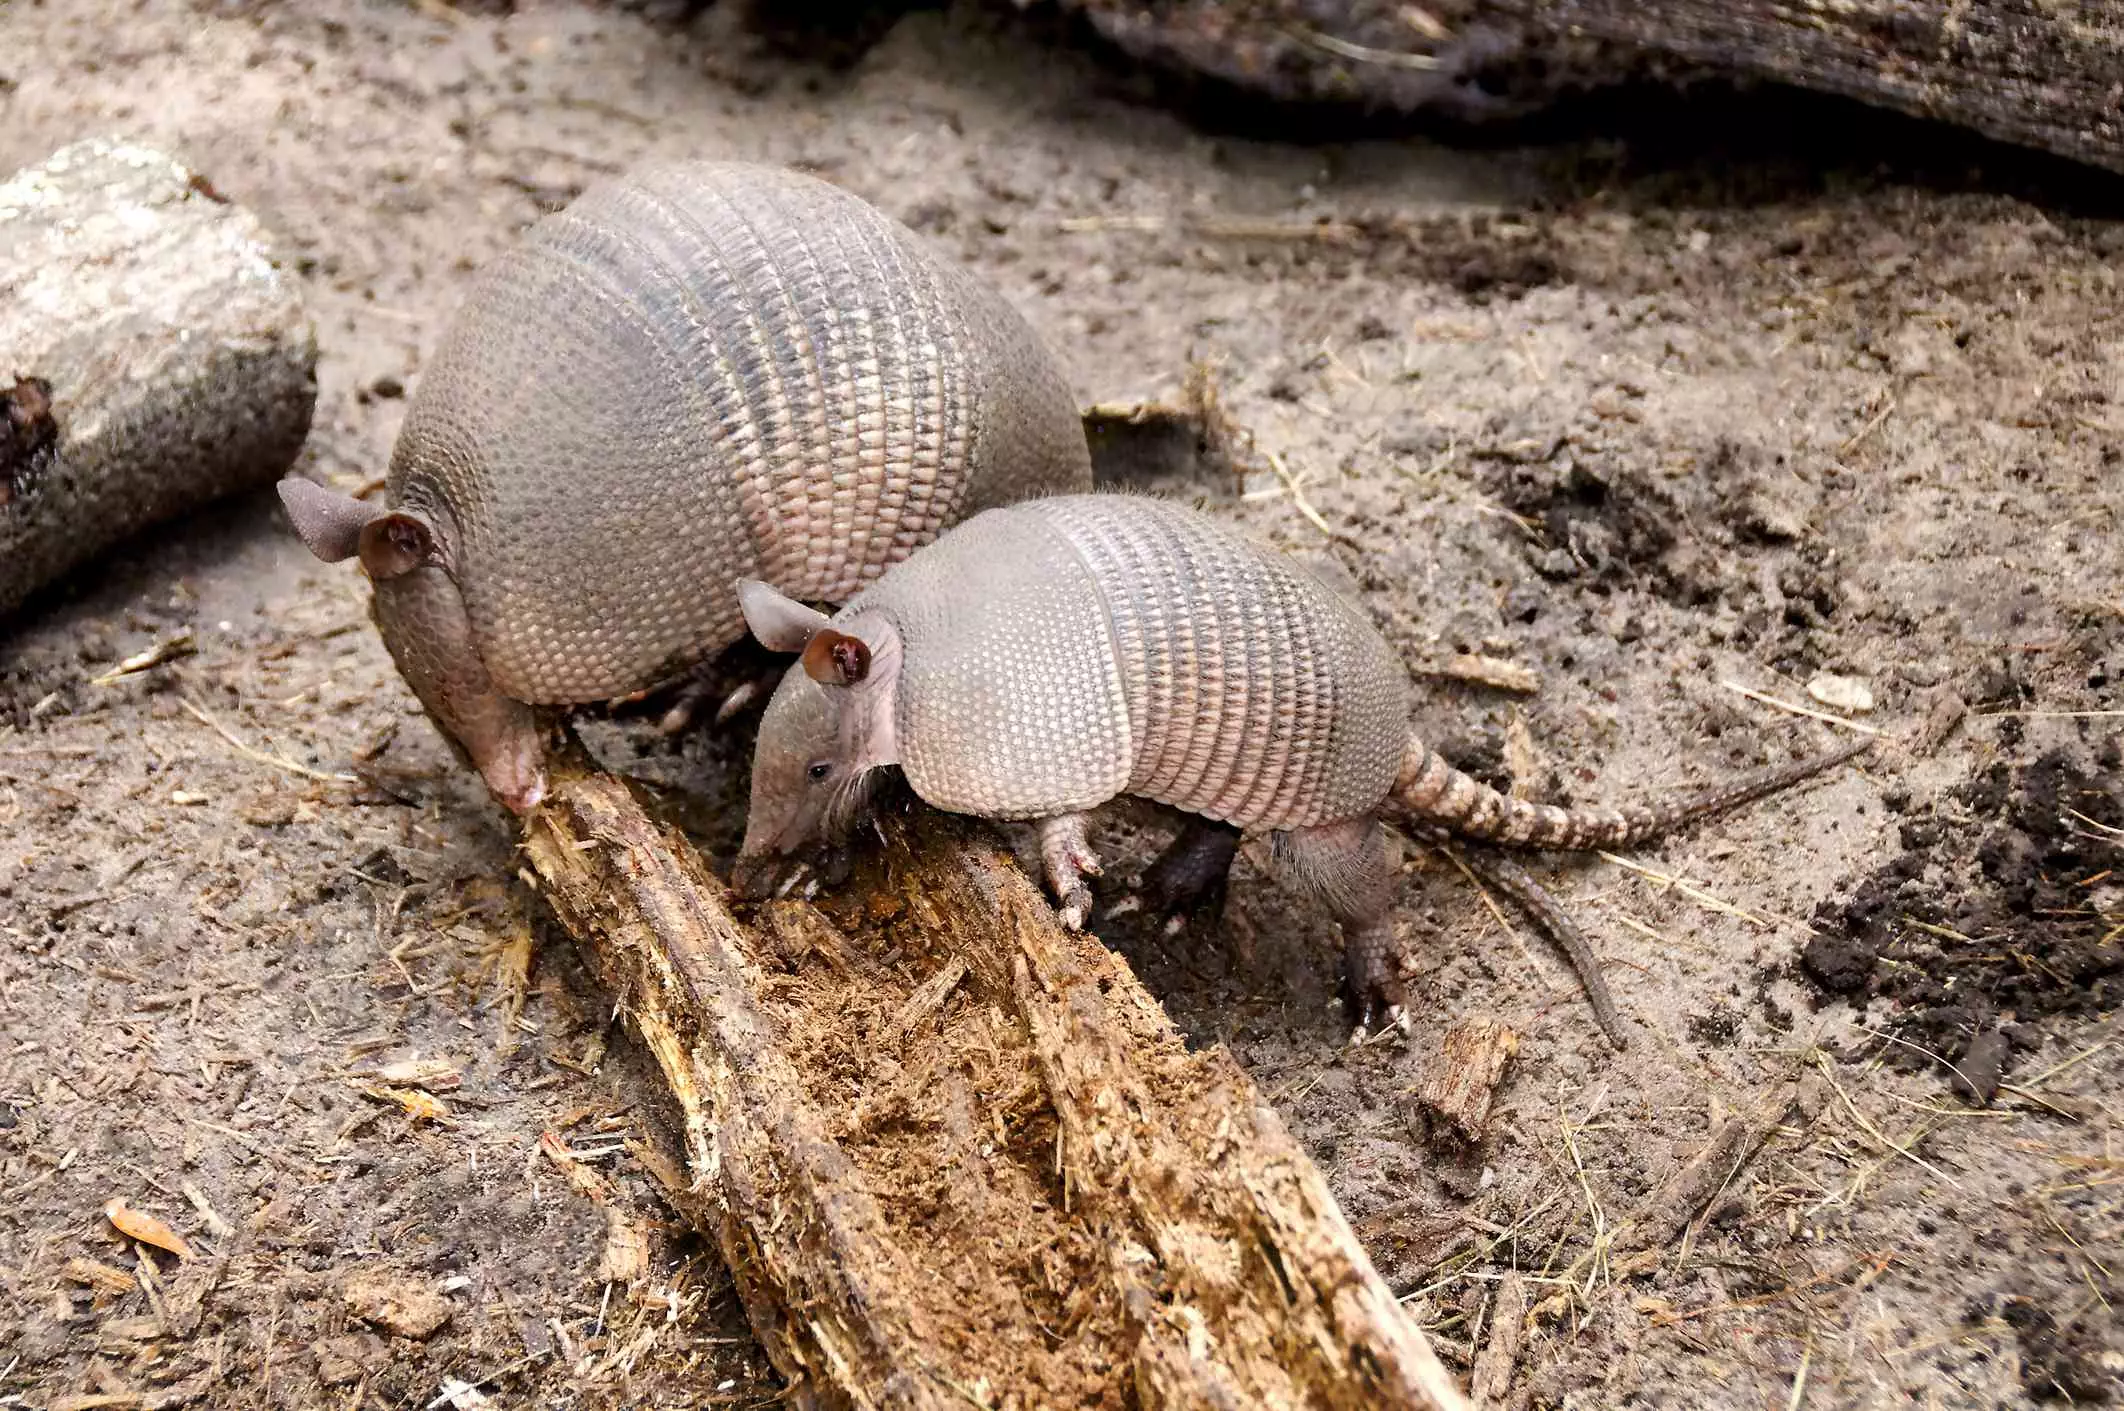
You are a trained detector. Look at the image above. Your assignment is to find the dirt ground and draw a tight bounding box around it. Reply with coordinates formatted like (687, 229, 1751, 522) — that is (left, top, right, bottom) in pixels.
(1, 2, 2119, 1407)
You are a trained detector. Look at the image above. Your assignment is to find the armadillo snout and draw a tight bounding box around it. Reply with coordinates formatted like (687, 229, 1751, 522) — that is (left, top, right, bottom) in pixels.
(738, 667, 843, 862)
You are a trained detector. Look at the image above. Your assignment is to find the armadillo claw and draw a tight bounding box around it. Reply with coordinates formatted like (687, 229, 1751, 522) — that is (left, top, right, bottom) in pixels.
(656, 671, 775, 735)
(1342, 922, 1409, 1041)
(1346, 1007, 1410, 1047)
(711, 675, 776, 727)
(1057, 886, 1094, 932)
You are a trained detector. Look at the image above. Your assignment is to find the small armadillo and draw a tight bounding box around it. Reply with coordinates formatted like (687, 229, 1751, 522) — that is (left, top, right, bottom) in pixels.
(278, 159, 1092, 809)
(732, 492, 1870, 1038)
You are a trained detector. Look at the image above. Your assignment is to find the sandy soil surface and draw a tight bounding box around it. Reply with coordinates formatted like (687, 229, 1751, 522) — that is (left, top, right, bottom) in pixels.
(1, 2, 2118, 1407)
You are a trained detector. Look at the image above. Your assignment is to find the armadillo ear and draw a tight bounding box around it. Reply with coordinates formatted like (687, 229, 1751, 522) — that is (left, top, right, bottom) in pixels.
(278, 477, 384, 563)
(801, 628, 870, 686)
(737, 579, 830, 654)
(357, 512, 438, 581)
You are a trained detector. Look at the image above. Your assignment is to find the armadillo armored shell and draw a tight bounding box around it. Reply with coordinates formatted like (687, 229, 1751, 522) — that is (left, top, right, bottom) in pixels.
(386, 159, 1092, 706)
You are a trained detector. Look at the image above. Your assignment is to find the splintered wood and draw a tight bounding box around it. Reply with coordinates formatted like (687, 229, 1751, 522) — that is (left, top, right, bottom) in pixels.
(522, 755, 1470, 1410)
(1415, 1019, 1521, 1144)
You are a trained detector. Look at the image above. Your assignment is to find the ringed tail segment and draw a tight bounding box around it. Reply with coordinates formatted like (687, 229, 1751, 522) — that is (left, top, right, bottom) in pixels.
(1391, 733, 1875, 852)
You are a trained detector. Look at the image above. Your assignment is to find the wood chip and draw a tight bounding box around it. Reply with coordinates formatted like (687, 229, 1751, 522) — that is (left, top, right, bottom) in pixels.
(884, 956, 968, 1046)
(494, 921, 535, 1055)
(1468, 1270, 1527, 1408)
(360, 1084, 450, 1122)
(1503, 712, 1541, 802)
(372, 1058, 462, 1090)
(1414, 1018, 1520, 1142)
(1908, 686, 1968, 758)
(598, 1208, 651, 1283)
(1436, 654, 1540, 694)
(1805, 673, 1875, 713)
(1616, 1074, 1826, 1258)
(343, 1268, 453, 1339)
(178, 1182, 231, 1240)
(540, 1130, 612, 1204)
(65, 1256, 139, 1295)
(104, 1199, 194, 1262)
(88, 633, 197, 687)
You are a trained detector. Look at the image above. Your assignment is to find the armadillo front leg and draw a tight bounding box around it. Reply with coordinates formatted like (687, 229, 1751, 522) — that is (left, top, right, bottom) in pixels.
(1270, 817, 1408, 1039)
(1036, 813, 1106, 930)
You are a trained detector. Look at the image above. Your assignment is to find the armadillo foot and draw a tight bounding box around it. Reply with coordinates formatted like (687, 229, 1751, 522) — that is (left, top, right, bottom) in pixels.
(1347, 1006, 1411, 1047)
(1036, 813, 1104, 931)
(1120, 814, 1241, 934)
(1342, 920, 1410, 1040)
(657, 670, 779, 735)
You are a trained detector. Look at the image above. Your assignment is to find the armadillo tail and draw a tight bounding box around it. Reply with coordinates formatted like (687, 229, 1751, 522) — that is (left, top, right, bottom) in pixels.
(1445, 843, 1628, 1049)
(1389, 732, 1874, 851)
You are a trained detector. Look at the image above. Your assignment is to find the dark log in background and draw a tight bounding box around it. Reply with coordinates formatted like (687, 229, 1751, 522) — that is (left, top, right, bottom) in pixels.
(1035, 0, 2124, 176)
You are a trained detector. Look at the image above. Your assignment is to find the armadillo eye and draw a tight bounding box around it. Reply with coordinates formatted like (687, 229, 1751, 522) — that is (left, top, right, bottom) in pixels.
(807, 762, 832, 782)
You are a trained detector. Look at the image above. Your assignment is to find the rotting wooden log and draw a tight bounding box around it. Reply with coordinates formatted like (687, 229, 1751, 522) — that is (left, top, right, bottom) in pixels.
(521, 744, 1471, 1410)
(0, 138, 317, 619)
(1040, 0, 2124, 176)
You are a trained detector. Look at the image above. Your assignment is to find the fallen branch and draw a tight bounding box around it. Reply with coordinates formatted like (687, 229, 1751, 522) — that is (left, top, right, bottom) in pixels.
(1045, 1, 2124, 176)
(0, 138, 316, 619)
(521, 745, 1469, 1409)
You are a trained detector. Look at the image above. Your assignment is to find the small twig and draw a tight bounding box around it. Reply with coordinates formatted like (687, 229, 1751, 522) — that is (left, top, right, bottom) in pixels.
(89, 633, 196, 687)
(1596, 853, 1779, 929)
(1785, 1341, 1813, 1411)
(1813, 1051, 1960, 1186)
(1718, 680, 1884, 736)
(1854, 1025, 1984, 1100)
(2019, 1041, 2111, 1090)
(1438, 847, 1555, 996)
(1467, 1271, 1526, 1408)
(1288, 24, 1444, 69)
(179, 697, 358, 784)
(1058, 216, 1166, 235)
(1558, 1104, 1611, 1296)
(1266, 449, 1340, 539)
(1838, 394, 1897, 456)
(1971, 708, 2124, 719)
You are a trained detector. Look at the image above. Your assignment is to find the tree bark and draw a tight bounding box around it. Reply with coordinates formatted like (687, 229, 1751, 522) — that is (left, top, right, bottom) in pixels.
(1045, 0, 2124, 175)
(521, 748, 1470, 1410)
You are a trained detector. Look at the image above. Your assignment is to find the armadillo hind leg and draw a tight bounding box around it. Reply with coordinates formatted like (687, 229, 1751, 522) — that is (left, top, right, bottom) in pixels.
(1270, 817, 1409, 1040)
(1036, 813, 1106, 931)
(1393, 732, 1874, 852)
(1113, 815, 1243, 936)
(651, 639, 790, 735)
(1441, 840, 1629, 1050)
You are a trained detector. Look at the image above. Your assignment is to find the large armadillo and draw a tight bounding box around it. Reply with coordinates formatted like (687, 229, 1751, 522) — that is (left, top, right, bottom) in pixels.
(733, 492, 1870, 1039)
(277, 160, 1092, 809)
